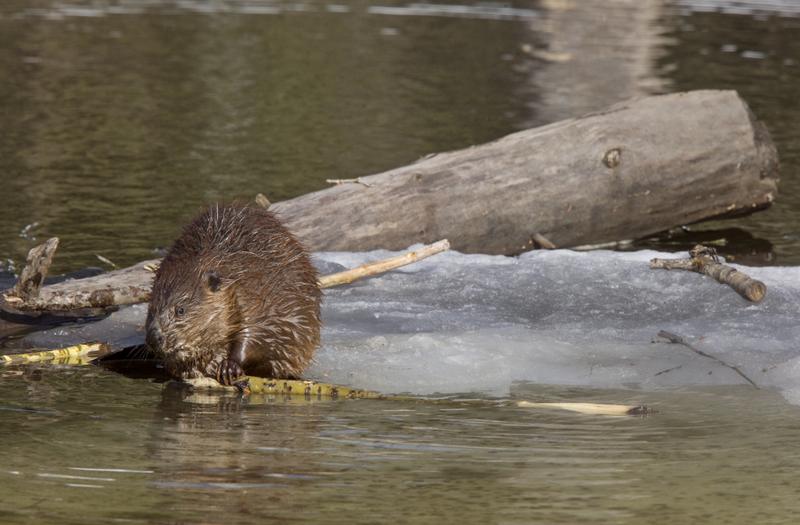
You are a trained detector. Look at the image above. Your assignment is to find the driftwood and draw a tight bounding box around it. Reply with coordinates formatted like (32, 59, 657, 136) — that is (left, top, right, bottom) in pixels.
(274, 90, 778, 255)
(650, 245, 767, 302)
(1, 240, 450, 314)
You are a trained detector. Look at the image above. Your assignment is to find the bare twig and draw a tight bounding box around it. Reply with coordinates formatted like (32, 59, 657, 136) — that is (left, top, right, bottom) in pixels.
(531, 233, 556, 250)
(657, 330, 758, 388)
(326, 178, 373, 188)
(650, 244, 766, 302)
(96, 254, 118, 269)
(319, 240, 450, 288)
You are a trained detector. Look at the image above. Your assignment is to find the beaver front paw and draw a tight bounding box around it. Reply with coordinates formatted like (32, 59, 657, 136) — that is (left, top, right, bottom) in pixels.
(204, 357, 245, 386)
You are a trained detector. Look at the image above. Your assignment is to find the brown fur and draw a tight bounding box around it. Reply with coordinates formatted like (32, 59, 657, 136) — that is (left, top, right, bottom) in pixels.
(146, 204, 321, 382)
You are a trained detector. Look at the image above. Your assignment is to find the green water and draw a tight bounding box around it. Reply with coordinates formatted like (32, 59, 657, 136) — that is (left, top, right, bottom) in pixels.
(2, 367, 800, 525)
(2, 1, 800, 523)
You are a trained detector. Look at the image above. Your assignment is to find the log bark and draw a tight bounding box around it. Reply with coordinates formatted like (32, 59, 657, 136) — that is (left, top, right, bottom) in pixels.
(274, 90, 778, 255)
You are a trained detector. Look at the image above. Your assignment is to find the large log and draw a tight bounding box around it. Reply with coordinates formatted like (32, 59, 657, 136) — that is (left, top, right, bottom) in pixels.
(275, 90, 778, 254)
(0, 90, 779, 317)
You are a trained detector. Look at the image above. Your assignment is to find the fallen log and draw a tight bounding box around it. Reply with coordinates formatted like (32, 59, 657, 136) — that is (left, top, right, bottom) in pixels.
(275, 89, 778, 254)
(0, 91, 779, 317)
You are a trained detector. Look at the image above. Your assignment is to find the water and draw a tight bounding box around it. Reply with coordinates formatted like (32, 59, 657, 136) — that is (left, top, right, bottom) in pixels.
(0, 1, 798, 270)
(2, 367, 800, 525)
(3, 1, 800, 523)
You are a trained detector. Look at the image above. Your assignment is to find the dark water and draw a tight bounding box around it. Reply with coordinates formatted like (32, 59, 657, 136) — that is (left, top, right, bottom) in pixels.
(2, 1, 800, 523)
(2, 366, 800, 525)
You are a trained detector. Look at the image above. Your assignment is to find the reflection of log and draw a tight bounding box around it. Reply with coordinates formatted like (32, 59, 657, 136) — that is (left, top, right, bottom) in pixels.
(275, 90, 778, 255)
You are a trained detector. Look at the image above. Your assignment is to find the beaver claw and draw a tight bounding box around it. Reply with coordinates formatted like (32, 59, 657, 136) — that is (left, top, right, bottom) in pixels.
(205, 357, 245, 386)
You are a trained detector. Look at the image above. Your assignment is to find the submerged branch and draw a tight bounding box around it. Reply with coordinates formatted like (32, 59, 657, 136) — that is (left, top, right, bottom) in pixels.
(657, 330, 758, 388)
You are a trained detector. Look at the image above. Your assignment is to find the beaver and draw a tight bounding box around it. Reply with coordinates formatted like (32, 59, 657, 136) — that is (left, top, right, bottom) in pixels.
(145, 204, 321, 385)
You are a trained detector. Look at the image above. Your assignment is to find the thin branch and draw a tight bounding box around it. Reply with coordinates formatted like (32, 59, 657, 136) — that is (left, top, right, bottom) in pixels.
(657, 330, 758, 388)
(319, 240, 450, 288)
(326, 178, 373, 188)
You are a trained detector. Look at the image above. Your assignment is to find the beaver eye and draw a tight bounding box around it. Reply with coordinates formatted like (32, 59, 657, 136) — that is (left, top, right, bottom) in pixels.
(175, 305, 186, 317)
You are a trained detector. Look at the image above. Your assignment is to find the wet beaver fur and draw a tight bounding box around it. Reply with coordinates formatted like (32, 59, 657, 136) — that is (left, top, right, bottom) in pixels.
(145, 204, 321, 384)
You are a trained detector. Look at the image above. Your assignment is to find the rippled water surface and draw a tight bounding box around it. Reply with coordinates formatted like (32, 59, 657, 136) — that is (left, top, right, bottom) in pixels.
(0, 0, 798, 269)
(2, 1, 800, 523)
(2, 367, 800, 524)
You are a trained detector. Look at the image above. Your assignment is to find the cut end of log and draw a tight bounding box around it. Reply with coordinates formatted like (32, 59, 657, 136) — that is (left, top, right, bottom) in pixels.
(745, 281, 767, 303)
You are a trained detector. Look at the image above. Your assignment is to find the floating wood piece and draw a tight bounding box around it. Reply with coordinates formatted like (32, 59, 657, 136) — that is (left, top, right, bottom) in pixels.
(650, 244, 767, 302)
(516, 401, 651, 416)
(657, 330, 758, 389)
(12, 237, 59, 301)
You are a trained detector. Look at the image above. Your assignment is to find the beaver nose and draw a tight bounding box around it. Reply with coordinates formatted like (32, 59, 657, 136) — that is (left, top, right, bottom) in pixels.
(146, 323, 164, 351)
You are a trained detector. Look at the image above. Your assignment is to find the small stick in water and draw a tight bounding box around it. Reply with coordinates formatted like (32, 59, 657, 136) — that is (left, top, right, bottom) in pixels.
(319, 240, 450, 288)
(516, 401, 651, 416)
(650, 244, 766, 302)
(657, 330, 758, 388)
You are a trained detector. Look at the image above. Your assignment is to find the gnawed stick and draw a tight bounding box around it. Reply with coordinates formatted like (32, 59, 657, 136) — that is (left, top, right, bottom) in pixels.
(657, 330, 758, 388)
(187, 377, 650, 415)
(0, 342, 110, 366)
(650, 244, 766, 302)
(319, 240, 450, 288)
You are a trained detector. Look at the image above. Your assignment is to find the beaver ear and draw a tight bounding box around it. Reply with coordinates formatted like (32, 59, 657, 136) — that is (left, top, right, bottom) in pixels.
(203, 270, 222, 293)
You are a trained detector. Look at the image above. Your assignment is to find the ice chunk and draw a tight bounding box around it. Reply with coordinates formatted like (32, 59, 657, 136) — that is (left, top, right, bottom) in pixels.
(13, 249, 800, 403)
(310, 249, 800, 400)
